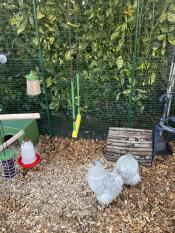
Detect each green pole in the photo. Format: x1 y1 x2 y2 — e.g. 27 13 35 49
128 0 140 128
32 0 52 135
71 80 76 130
76 74 80 115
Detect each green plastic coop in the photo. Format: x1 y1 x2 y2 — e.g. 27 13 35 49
0 119 39 145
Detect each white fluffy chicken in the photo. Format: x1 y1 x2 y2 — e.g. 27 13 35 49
113 154 141 186
87 161 123 206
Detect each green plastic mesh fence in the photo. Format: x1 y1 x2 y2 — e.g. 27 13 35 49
0 0 175 138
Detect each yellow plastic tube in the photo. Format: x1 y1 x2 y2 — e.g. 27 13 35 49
72 114 81 138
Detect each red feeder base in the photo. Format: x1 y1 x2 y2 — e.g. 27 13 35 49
18 153 41 169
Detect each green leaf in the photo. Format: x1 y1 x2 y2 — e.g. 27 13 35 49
157 34 165 41
65 49 74 60
160 13 167 23
66 22 79 28
116 92 121 101
46 77 53 87
49 37 55 45
48 15 56 23
168 34 175 46
37 11 45 20
159 25 174 34
121 23 127 32
10 13 22 26
32 37 38 46
17 18 28 35
149 73 156 85
88 13 94 20
111 32 119 40
123 89 130 95
116 39 124 52
116 56 124 69
167 13 175 23
18 0 23 7
29 15 34 25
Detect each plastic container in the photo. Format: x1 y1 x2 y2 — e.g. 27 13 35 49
21 140 36 164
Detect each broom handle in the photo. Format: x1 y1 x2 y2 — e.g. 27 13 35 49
0 113 40 121
0 130 24 153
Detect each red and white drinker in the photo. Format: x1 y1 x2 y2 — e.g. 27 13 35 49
18 137 41 169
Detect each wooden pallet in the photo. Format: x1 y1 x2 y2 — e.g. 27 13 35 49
105 127 153 166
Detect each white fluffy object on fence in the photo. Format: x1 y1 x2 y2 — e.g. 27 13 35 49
113 154 141 186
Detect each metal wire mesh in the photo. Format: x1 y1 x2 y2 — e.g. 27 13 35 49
0 153 18 179
0 0 175 138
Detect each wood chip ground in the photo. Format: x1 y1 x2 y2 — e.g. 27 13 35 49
0 136 175 233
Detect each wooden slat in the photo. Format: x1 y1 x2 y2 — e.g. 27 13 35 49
107 145 152 153
108 133 152 140
107 141 152 148
105 151 151 159
107 138 152 144
109 127 152 133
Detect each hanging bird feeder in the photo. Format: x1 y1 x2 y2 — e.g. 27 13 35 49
0 148 18 179
25 71 41 96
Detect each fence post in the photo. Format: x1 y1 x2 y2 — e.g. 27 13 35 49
32 0 52 135
128 0 140 128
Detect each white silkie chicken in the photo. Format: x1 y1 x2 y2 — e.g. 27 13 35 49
87 161 123 206
113 154 141 186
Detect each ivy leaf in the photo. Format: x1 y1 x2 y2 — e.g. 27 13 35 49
116 56 124 69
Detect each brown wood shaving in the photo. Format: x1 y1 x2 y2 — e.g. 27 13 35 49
0 136 175 233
